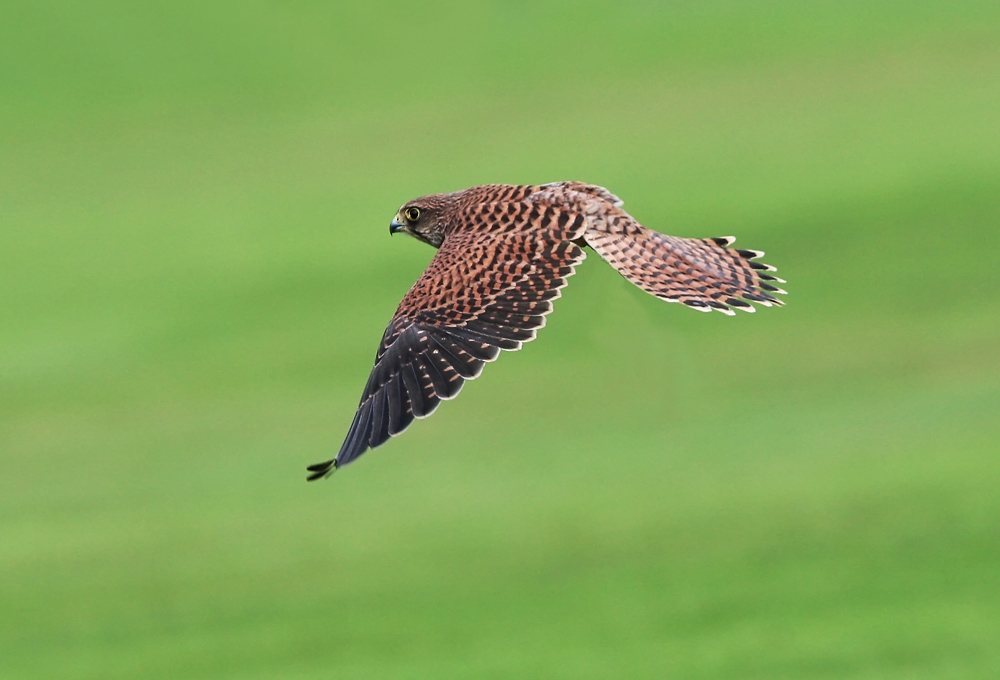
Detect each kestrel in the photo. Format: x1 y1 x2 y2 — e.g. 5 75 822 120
307 182 785 480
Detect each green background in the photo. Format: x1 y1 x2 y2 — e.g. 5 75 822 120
3 2 999 678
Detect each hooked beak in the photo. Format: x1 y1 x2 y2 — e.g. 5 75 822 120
389 213 405 235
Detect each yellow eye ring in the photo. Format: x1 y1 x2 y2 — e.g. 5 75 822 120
404 207 421 222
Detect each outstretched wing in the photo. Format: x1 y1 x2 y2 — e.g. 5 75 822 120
307 195 588 479
531 181 786 314
585 220 786 314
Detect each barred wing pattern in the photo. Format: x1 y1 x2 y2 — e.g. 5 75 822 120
540 181 785 314
307 189 588 479
584 226 786 314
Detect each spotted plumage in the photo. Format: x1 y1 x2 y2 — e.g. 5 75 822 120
307 182 785 480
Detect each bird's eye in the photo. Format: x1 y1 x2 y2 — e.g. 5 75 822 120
404 207 421 222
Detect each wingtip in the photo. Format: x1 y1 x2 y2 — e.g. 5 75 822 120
306 459 337 481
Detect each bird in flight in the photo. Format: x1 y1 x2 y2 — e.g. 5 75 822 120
307 182 785 480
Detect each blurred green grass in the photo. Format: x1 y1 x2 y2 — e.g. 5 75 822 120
2 2 999 678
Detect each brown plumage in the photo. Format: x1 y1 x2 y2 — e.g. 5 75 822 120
307 182 785 480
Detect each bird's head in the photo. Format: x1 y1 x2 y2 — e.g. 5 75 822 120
389 193 455 248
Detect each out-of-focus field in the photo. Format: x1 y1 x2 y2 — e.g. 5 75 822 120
2 2 999 678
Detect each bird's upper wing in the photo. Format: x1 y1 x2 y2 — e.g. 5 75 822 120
585 223 786 315
307 191 589 478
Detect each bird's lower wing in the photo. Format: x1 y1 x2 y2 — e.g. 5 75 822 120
307 221 587 479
